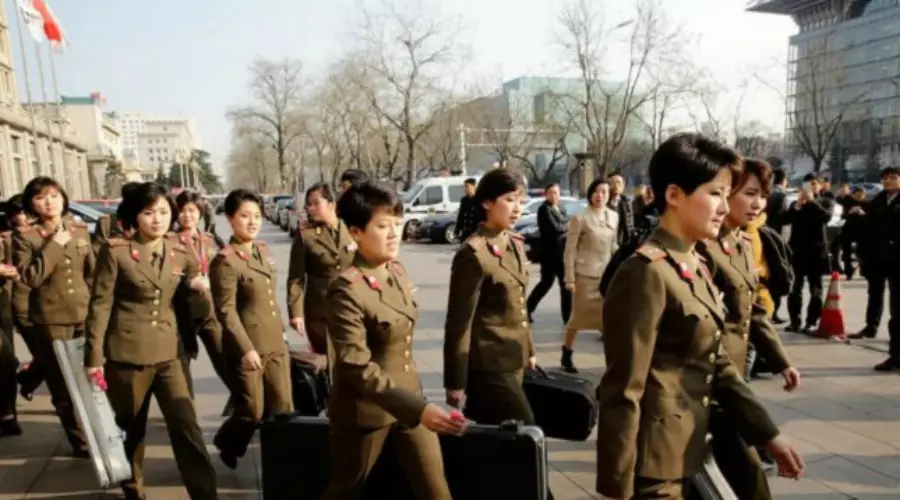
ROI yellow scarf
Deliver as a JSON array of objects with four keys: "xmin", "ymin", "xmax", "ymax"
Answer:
[{"xmin": 747, "ymin": 213, "xmax": 774, "ymax": 315}]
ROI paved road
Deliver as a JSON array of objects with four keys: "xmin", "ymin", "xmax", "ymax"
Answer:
[{"xmin": 2, "ymin": 218, "xmax": 900, "ymax": 499}]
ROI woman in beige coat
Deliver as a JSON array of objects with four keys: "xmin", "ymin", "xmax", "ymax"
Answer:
[{"xmin": 561, "ymin": 178, "xmax": 618, "ymax": 373}]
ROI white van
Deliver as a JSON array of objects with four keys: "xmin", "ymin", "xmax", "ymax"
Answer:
[{"xmin": 401, "ymin": 175, "xmax": 478, "ymax": 239}]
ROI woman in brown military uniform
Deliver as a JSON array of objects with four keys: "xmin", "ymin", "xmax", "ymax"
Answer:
[
  {"xmin": 287, "ymin": 182, "xmax": 355, "ymax": 354},
  {"xmin": 697, "ymin": 157, "xmax": 801, "ymax": 500},
  {"xmin": 84, "ymin": 182, "xmax": 218, "ymax": 500},
  {"xmin": 325, "ymin": 181, "xmax": 463, "ymax": 499},
  {"xmin": 171, "ymin": 190, "xmax": 228, "ymax": 388},
  {"xmin": 0, "ymin": 217, "xmax": 21, "ymax": 436},
  {"xmin": 211, "ymin": 189, "xmax": 291, "ymax": 470},
  {"xmin": 595, "ymin": 133, "xmax": 804, "ymax": 500},
  {"xmin": 12, "ymin": 176, "xmax": 94, "ymax": 456},
  {"xmin": 444, "ymin": 168, "xmax": 538, "ymax": 426}
]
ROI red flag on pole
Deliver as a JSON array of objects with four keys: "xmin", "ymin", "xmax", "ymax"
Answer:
[{"xmin": 31, "ymin": 0, "xmax": 66, "ymax": 52}]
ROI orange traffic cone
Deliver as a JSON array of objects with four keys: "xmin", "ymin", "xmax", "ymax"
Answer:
[{"xmin": 817, "ymin": 271, "xmax": 846, "ymax": 341}]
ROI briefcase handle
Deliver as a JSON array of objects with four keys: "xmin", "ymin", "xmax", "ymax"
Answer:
[{"xmin": 533, "ymin": 364, "xmax": 551, "ymax": 379}]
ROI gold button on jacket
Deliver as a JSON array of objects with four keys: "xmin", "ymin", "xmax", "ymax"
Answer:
[{"xmin": 595, "ymin": 228, "xmax": 780, "ymax": 500}]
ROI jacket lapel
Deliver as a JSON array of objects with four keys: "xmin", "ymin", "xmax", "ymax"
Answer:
[
  {"xmin": 498, "ymin": 246, "xmax": 527, "ymax": 285},
  {"xmin": 246, "ymin": 244, "xmax": 273, "ymax": 277},
  {"xmin": 379, "ymin": 279, "xmax": 415, "ymax": 321},
  {"xmin": 132, "ymin": 242, "xmax": 163, "ymax": 288},
  {"xmin": 693, "ymin": 261, "xmax": 725, "ymax": 325}
]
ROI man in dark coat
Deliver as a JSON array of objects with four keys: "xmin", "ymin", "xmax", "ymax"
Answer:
[{"xmin": 526, "ymin": 183, "xmax": 571, "ymax": 324}]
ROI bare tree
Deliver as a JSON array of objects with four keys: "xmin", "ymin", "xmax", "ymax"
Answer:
[
  {"xmin": 557, "ymin": 0, "xmax": 687, "ymax": 178},
  {"xmin": 228, "ymin": 57, "xmax": 306, "ymax": 191},
  {"xmin": 225, "ymin": 128, "xmax": 277, "ymax": 192},
  {"xmin": 351, "ymin": 0, "xmax": 468, "ymax": 187}
]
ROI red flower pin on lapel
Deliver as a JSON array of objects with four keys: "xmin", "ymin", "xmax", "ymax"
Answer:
[
  {"xmin": 678, "ymin": 262, "xmax": 693, "ymax": 282},
  {"xmin": 130, "ymin": 249, "xmax": 140, "ymax": 262},
  {"xmin": 236, "ymin": 250, "xmax": 249, "ymax": 261},
  {"xmin": 722, "ymin": 240, "xmax": 733, "ymax": 255},
  {"xmin": 365, "ymin": 275, "xmax": 381, "ymax": 290},
  {"xmin": 489, "ymin": 243, "xmax": 502, "ymax": 257}
]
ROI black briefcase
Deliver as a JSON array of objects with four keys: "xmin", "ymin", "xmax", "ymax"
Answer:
[
  {"xmin": 259, "ymin": 413, "xmax": 548, "ymax": 500},
  {"xmin": 288, "ymin": 349, "xmax": 328, "ymax": 416},
  {"xmin": 687, "ymin": 436, "xmax": 739, "ymax": 500},
  {"xmin": 523, "ymin": 366, "xmax": 597, "ymax": 441}
]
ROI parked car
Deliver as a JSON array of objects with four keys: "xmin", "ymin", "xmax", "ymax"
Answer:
[
  {"xmin": 67, "ymin": 201, "xmax": 104, "ymax": 234},
  {"xmin": 76, "ymin": 199, "xmax": 119, "ymax": 215},
  {"xmin": 515, "ymin": 197, "xmax": 587, "ymax": 262},
  {"xmin": 413, "ymin": 211, "xmax": 459, "ymax": 243},
  {"xmin": 266, "ymin": 194, "xmax": 293, "ymax": 222},
  {"xmin": 278, "ymin": 200, "xmax": 295, "ymax": 230}
]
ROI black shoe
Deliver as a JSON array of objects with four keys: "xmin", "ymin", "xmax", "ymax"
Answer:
[
  {"xmin": 0, "ymin": 418, "xmax": 22, "ymax": 436},
  {"xmin": 772, "ymin": 316, "xmax": 787, "ymax": 325},
  {"xmin": 848, "ymin": 326, "xmax": 877, "ymax": 340},
  {"xmin": 802, "ymin": 324, "xmax": 817, "ymax": 335},
  {"xmin": 16, "ymin": 369, "xmax": 42, "ymax": 401},
  {"xmin": 71, "ymin": 448, "xmax": 90, "ymax": 459},
  {"xmin": 561, "ymin": 347, "xmax": 578, "ymax": 374},
  {"xmin": 122, "ymin": 489, "xmax": 147, "ymax": 500},
  {"xmin": 874, "ymin": 358, "xmax": 900, "ymax": 372},
  {"xmin": 785, "ymin": 323, "xmax": 802, "ymax": 333}
]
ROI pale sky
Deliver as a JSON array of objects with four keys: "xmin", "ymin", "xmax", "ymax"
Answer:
[{"xmin": 9, "ymin": 0, "xmax": 797, "ymax": 176}]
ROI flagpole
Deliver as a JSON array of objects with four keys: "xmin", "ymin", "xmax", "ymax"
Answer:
[
  {"xmin": 12, "ymin": 1, "xmax": 43, "ymax": 177},
  {"xmin": 46, "ymin": 43, "xmax": 70, "ymax": 192},
  {"xmin": 33, "ymin": 41, "xmax": 57, "ymax": 181}
]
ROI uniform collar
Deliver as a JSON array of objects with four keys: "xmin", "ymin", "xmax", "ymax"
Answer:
[
  {"xmin": 477, "ymin": 223, "xmax": 509, "ymax": 247},
  {"xmin": 353, "ymin": 254, "xmax": 389, "ymax": 282},
  {"xmin": 228, "ymin": 236, "xmax": 253, "ymax": 254},
  {"xmin": 651, "ymin": 226, "xmax": 696, "ymax": 265},
  {"xmin": 133, "ymin": 234, "xmax": 165, "ymax": 254}
]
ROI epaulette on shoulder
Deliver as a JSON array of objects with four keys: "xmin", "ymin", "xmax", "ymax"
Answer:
[
  {"xmin": 256, "ymin": 240, "xmax": 268, "ymax": 246},
  {"xmin": 107, "ymin": 237, "xmax": 129, "ymax": 247},
  {"xmin": 170, "ymin": 242, "xmax": 187, "ymax": 253},
  {"xmin": 466, "ymin": 233, "xmax": 485, "ymax": 251},
  {"xmin": 739, "ymin": 232, "xmax": 753, "ymax": 242},
  {"xmin": 509, "ymin": 232, "xmax": 524, "ymax": 241},
  {"xmin": 339, "ymin": 266, "xmax": 363, "ymax": 283},
  {"xmin": 299, "ymin": 220, "xmax": 314, "ymax": 231},
  {"xmin": 218, "ymin": 246, "xmax": 235, "ymax": 257},
  {"xmin": 204, "ymin": 231, "xmax": 217, "ymax": 241},
  {"xmin": 70, "ymin": 220, "xmax": 87, "ymax": 228},
  {"xmin": 636, "ymin": 244, "xmax": 666, "ymax": 262},
  {"xmin": 390, "ymin": 260, "xmax": 407, "ymax": 275}
]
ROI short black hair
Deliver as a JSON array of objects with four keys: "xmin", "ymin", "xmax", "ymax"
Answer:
[
  {"xmin": 475, "ymin": 169, "xmax": 526, "ymax": 203},
  {"xmin": 121, "ymin": 182, "xmax": 142, "ymax": 198},
  {"xmin": 648, "ymin": 132, "xmax": 742, "ymax": 212},
  {"xmin": 175, "ymin": 189, "xmax": 205, "ymax": 212},
  {"xmin": 543, "ymin": 183, "xmax": 560, "ymax": 192},
  {"xmin": 305, "ymin": 182, "xmax": 336, "ymax": 205},
  {"xmin": 607, "ymin": 170, "xmax": 625, "ymax": 180},
  {"xmin": 772, "ymin": 168, "xmax": 787, "ymax": 186},
  {"xmin": 223, "ymin": 188, "xmax": 264, "ymax": 217},
  {"xmin": 802, "ymin": 173, "xmax": 818, "ymax": 183},
  {"xmin": 118, "ymin": 182, "xmax": 177, "ymax": 231},
  {"xmin": 337, "ymin": 181, "xmax": 403, "ymax": 230},
  {"xmin": 5, "ymin": 193, "xmax": 24, "ymax": 216},
  {"xmin": 881, "ymin": 166, "xmax": 900, "ymax": 178},
  {"xmin": 22, "ymin": 176, "xmax": 70, "ymax": 219},
  {"xmin": 586, "ymin": 178, "xmax": 609, "ymax": 202},
  {"xmin": 464, "ymin": 178, "xmax": 477, "ymax": 186},
  {"xmin": 852, "ymin": 186, "xmax": 866, "ymax": 194},
  {"xmin": 340, "ymin": 169, "xmax": 369, "ymax": 185}
]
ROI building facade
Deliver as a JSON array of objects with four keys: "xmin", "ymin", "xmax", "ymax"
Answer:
[
  {"xmin": 58, "ymin": 96, "xmax": 123, "ymax": 197},
  {"xmin": 0, "ymin": 0, "xmax": 89, "ymax": 198},
  {"xmin": 119, "ymin": 113, "xmax": 200, "ymax": 182},
  {"xmin": 749, "ymin": 0, "xmax": 900, "ymax": 180}
]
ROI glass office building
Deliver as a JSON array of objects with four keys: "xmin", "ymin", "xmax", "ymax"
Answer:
[{"xmin": 749, "ymin": 0, "xmax": 900, "ymax": 180}]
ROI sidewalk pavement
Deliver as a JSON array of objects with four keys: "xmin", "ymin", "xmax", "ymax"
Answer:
[{"xmin": 1, "ymin": 261, "xmax": 899, "ymax": 498}]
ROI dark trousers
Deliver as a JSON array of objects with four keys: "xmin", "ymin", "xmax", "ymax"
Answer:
[
  {"xmin": 39, "ymin": 324, "xmax": 87, "ymax": 452},
  {"xmin": 215, "ymin": 351, "xmax": 292, "ymax": 458},
  {"xmin": 526, "ymin": 258, "xmax": 571, "ymax": 324},
  {"xmin": 0, "ymin": 327, "xmax": 16, "ymax": 419},
  {"xmin": 106, "ymin": 359, "xmax": 218, "ymax": 499},
  {"xmin": 865, "ymin": 269, "xmax": 900, "ymax": 358},
  {"xmin": 710, "ymin": 407, "xmax": 772, "ymax": 500},
  {"xmin": 787, "ymin": 268, "xmax": 824, "ymax": 327}
]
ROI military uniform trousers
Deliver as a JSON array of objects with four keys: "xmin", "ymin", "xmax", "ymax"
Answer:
[
  {"xmin": 106, "ymin": 359, "xmax": 218, "ymax": 499},
  {"xmin": 15, "ymin": 322, "xmax": 46, "ymax": 397},
  {"xmin": 710, "ymin": 406, "xmax": 772, "ymax": 500},
  {"xmin": 38, "ymin": 324, "xmax": 87, "ymax": 451},
  {"xmin": 215, "ymin": 350, "xmax": 292, "ymax": 457},
  {"xmin": 324, "ymin": 422, "xmax": 450, "ymax": 500},
  {"xmin": 464, "ymin": 369, "xmax": 535, "ymax": 425},
  {"xmin": 182, "ymin": 321, "xmax": 232, "ymax": 399}
]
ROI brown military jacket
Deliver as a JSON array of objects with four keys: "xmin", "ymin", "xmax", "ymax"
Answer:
[
  {"xmin": 92, "ymin": 213, "xmax": 127, "ymax": 255},
  {"xmin": 13, "ymin": 220, "xmax": 96, "ymax": 326},
  {"xmin": 0, "ymin": 231, "xmax": 14, "ymax": 337},
  {"xmin": 168, "ymin": 230, "xmax": 222, "ymax": 354},
  {"xmin": 209, "ymin": 237, "xmax": 284, "ymax": 359},
  {"xmin": 286, "ymin": 220, "xmax": 355, "ymax": 321},
  {"xmin": 9, "ymin": 226, "xmax": 33, "ymax": 329},
  {"xmin": 595, "ymin": 228, "xmax": 780, "ymax": 500},
  {"xmin": 84, "ymin": 237, "xmax": 199, "ymax": 368},
  {"xmin": 443, "ymin": 225, "xmax": 534, "ymax": 391},
  {"xmin": 698, "ymin": 228, "xmax": 790, "ymax": 375},
  {"xmin": 326, "ymin": 257, "xmax": 427, "ymax": 429}
]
